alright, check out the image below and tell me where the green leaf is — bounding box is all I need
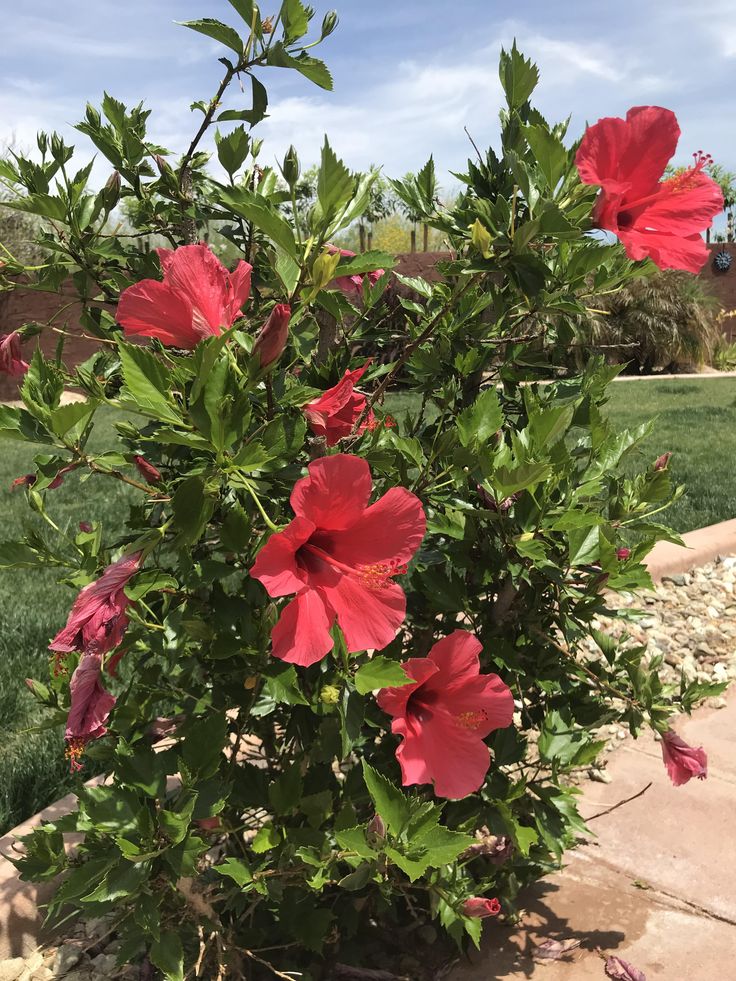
[361,760,410,836]
[125,570,178,602]
[263,664,308,705]
[339,689,365,758]
[415,824,474,866]
[217,186,298,257]
[217,74,268,126]
[499,42,539,109]
[182,712,227,779]
[281,0,309,41]
[118,343,182,425]
[48,399,98,440]
[333,250,395,277]
[252,824,280,853]
[317,138,354,224]
[150,930,184,981]
[354,657,412,695]
[524,124,568,190]
[214,856,253,886]
[178,18,244,55]
[269,764,303,815]
[338,862,373,891]
[335,826,377,860]
[215,125,250,177]
[457,388,503,449]
[225,0,255,25]
[171,476,216,547]
[566,525,600,567]
[266,42,333,90]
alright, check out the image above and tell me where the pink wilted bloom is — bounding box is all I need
[654,452,672,471]
[50,552,141,659]
[0,331,29,377]
[325,245,385,296]
[117,244,252,348]
[250,454,425,667]
[461,897,501,919]
[64,653,117,771]
[134,455,162,485]
[252,303,291,369]
[576,107,723,273]
[661,728,707,786]
[377,630,514,799]
[303,362,377,445]
[605,955,647,980]
[616,547,631,561]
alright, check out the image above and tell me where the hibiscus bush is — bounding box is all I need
[0,6,722,978]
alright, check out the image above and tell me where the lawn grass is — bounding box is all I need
[0,408,131,834]
[0,378,734,834]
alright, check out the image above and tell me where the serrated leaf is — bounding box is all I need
[118,344,182,425]
[214,856,253,886]
[179,18,244,55]
[457,388,503,449]
[217,186,297,257]
[354,657,412,695]
[361,759,410,836]
[150,931,183,981]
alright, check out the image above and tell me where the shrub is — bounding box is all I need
[0,9,722,978]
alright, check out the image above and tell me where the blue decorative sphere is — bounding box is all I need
[714,250,733,271]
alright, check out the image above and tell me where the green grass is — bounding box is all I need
[0,408,131,835]
[1,379,734,834]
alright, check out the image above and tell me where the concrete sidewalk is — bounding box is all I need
[449,689,736,979]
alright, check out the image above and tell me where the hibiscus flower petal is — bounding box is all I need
[162,243,231,334]
[290,455,372,531]
[325,487,426,569]
[66,653,116,743]
[271,590,335,666]
[396,707,491,799]
[620,228,710,273]
[227,260,253,321]
[376,658,438,717]
[117,280,200,348]
[320,575,406,653]
[250,516,315,597]
[577,106,679,194]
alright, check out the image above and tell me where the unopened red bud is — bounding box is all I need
[253,303,291,370]
[616,547,631,561]
[79,521,93,533]
[461,897,501,918]
[654,452,671,471]
[134,455,162,485]
[367,813,386,839]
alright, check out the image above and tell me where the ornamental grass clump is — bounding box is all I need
[0,6,724,977]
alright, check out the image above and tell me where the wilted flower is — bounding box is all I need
[461,897,501,918]
[605,954,647,980]
[325,244,385,296]
[303,361,377,445]
[134,455,162,485]
[661,729,707,786]
[0,331,29,377]
[64,653,117,771]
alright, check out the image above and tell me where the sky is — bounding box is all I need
[2,0,736,213]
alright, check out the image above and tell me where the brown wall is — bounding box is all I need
[0,283,104,401]
[700,243,736,340]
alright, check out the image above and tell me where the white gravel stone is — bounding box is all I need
[0,959,27,981]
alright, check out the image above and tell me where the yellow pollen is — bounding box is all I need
[357,559,408,590]
[65,738,86,772]
[456,710,488,730]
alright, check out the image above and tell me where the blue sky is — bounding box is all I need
[3,0,736,203]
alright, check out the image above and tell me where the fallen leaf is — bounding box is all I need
[605,954,647,980]
[532,937,582,962]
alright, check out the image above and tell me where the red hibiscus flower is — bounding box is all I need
[50,552,141,659]
[377,630,514,799]
[249,454,425,667]
[252,303,291,370]
[64,652,117,770]
[0,331,29,377]
[661,728,707,786]
[461,897,501,919]
[326,245,385,296]
[303,362,377,445]
[117,244,252,348]
[576,106,723,273]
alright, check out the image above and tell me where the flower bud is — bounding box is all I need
[134,455,162,485]
[320,684,340,705]
[103,170,121,210]
[616,547,631,561]
[154,154,172,178]
[37,132,48,155]
[654,452,671,471]
[253,303,291,370]
[85,104,101,128]
[282,145,300,188]
[79,521,93,534]
[461,897,501,919]
[321,10,339,38]
[367,813,386,839]
[470,218,492,258]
